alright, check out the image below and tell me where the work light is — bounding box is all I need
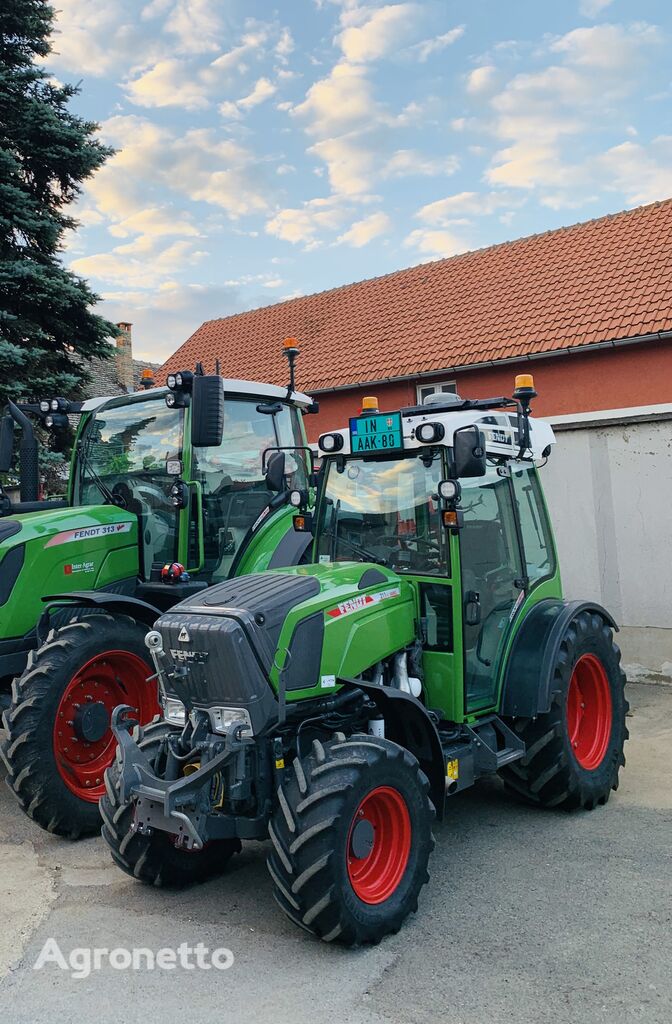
[416,421,445,444]
[319,432,344,453]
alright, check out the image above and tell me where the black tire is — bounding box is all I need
[267,733,435,945]
[0,613,157,839]
[100,720,241,886]
[503,610,628,810]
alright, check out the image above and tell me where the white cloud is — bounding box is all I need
[275,27,294,61]
[291,62,377,137]
[466,65,497,95]
[598,138,672,206]
[219,78,277,119]
[265,197,352,246]
[384,150,459,179]
[404,228,470,258]
[417,191,522,223]
[412,26,465,62]
[47,0,153,76]
[338,4,421,63]
[126,58,211,109]
[88,116,273,225]
[108,206,200,239]
[262,277,285,288]
[163,0,226,54]
[483,23,662,195]
[70,238,207,289]
[276,163,296,176]
[337,211,391,247]
[125,26,272,110]
[308,133,378,194]
[579,0,615,19]
[550,22,661,71]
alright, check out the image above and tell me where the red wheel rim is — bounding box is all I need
[53,651,158,803]
[566,654,613,770]
[346,786,411,904]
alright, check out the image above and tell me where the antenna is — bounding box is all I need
[282,337,300,399]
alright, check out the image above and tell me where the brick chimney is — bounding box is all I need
[115,322,134,393]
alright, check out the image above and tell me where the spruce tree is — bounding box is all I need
[0,0,116,410]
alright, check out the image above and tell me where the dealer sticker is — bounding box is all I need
[326,586,401,620]
[46,522,133,548]
[64,561,95,576]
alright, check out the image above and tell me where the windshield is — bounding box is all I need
[317,454,447,575]
[75,396,184,571]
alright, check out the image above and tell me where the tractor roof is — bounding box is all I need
[80,378,313,414]
[319,401,555,461]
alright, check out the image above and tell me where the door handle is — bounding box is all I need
[464,590,481,626]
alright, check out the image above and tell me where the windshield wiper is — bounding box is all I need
[323,530,386,565]
[77,438,117,506]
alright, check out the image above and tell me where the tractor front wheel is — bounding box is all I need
[100,720,241,886]
[503,610,628,810]
[0,613,158,838]
[267,733,435,945]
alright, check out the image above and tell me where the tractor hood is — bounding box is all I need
[155,563,417,730]
[0,504,139,640]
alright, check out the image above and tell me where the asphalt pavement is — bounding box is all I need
[1,681,670,1024]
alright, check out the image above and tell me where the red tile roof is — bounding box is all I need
[162,199,672,393]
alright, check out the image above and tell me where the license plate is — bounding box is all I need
[349,412,403,453]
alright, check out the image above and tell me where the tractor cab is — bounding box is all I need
[73,377,312,588]
[311,379,558,718]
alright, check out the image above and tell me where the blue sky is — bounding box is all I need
[47,0,672,362]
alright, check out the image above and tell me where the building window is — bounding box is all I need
[417,381,457,404]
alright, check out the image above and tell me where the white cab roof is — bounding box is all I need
[80,378,313,414]
[319,404,556,461]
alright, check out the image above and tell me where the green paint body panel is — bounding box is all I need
[259,562,417,702]
[0,505,138,640]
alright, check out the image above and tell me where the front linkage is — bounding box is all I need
[110,703,270,850]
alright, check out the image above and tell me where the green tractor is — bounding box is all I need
[0,346,316,838]
[101,376,628,945]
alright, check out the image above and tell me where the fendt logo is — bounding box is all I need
[46,522,133,548]
[178,627,191,643]
[326,587,401,619]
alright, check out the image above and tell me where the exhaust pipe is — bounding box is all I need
[8,401,39,503]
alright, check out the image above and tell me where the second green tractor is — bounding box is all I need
[102,377,628,945]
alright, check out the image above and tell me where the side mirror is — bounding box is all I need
[265,450,286,493]
[191,375,224,448]
[0,415,13,473]
[453,425,486,478]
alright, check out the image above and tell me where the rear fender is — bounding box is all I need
[343,677,446,819]
[38,591,162,641]
[500,598,618,718]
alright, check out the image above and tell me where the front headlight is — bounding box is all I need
[209,707,253,737]
[163,697,186,726]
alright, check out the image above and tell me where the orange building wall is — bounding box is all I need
[305,338,672,441]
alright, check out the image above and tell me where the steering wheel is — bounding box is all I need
[111,481,133,510]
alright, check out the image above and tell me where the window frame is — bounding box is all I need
[510,463,557,590]
[416,380,458,404]
[315,451,450,578]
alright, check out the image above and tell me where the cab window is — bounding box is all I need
[511,465,555,584]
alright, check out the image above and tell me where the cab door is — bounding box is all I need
[459,465,525,712]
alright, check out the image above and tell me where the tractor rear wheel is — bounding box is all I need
[267,733,435,945]
[0,613,158,838]
[503,610,628,810]
[100,719,241,886]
